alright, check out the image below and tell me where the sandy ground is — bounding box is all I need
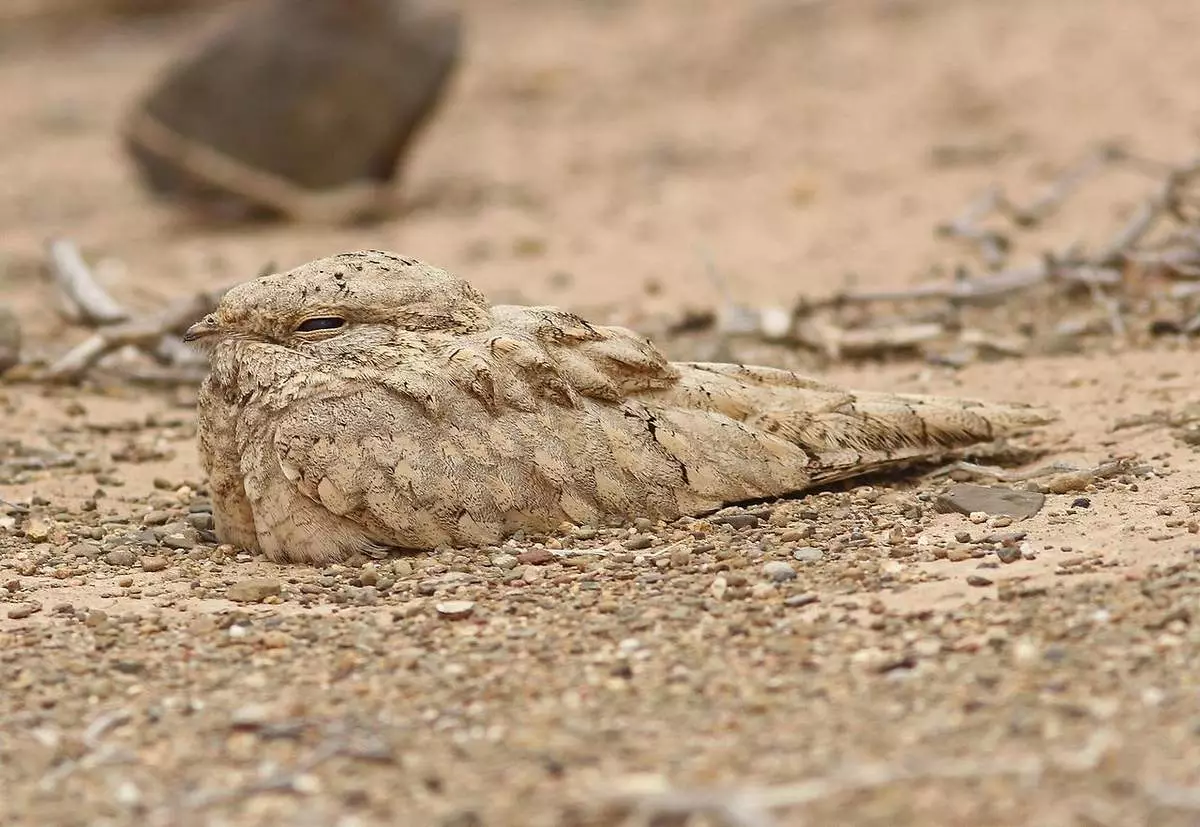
[4,1,1200,825]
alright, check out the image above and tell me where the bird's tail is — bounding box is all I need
[663,362,1056,489]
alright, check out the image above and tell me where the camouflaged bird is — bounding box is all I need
[185,250,1055,565]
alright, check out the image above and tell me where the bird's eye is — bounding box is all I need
[296,316,346,333]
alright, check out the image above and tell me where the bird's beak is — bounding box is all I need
[183,314,222,343]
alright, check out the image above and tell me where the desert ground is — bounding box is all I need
[4,1,1200,825]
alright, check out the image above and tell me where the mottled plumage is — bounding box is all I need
[185,250,1055,564]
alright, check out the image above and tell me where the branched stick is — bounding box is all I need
[796,258,1119,316]
[686,147,1200,365]
[42,291,223,383]
[45,238,130,326]
[1008,144,1124,227]
[27,245,286,383]
[934,145,1124,268]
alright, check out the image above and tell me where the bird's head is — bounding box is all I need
[183,251,492,355]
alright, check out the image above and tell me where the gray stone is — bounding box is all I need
[141,510,172,526]
[762,561,797,582]
[185,512,214,531]
[784,593,819,608]
[68,542,102,560]
[161,530,197,550]
[104,549,137,567]
[935,484,1045,521]
[6,603,38,620]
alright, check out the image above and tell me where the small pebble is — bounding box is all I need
[185,512,215,531]
[710,576,728,600]
[715,514,759,530]
[784,593,819,608]
[435,600,475,620]
[142,511,172,526]
[105,549,137,567]
[162,532,197,550]
[792,547,824,563]
[490,553,517,570]
[623,535,654,551]
[23,519,51,542]
[762,561,797,582]
[749,582,775,599]
[141,556,169,573]
[937,484,1045,520]
[996,546,1021,565]
[226,578,282,603]
[68,542,102,559]
[6,604,37,620]
[966,574,993,587]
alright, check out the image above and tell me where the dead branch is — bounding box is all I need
[1009,144,1124,227]
[934,145,1123,268]
[795,320,945,360]
[42,290,221,383]
[45,238,130,325]
[664,146,1200,367]
[0,497,31,514]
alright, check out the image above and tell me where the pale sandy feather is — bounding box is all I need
[190,250,1056,564]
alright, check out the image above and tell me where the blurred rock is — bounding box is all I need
[0,308,20,374]
[120,0,462,224]
[1,0,232,28]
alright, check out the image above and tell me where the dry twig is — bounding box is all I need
[43,291,220,383]
[670,147,1200,365]
[45,238,129,325]
[27,240,234,384]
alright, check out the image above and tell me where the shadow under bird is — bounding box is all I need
[183,250,1056,565]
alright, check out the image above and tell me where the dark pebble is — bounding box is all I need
[714,514,760,530]
[784,593,819,608]
[996,546,1022,564]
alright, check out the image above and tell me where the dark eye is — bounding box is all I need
[296,317,346,333]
